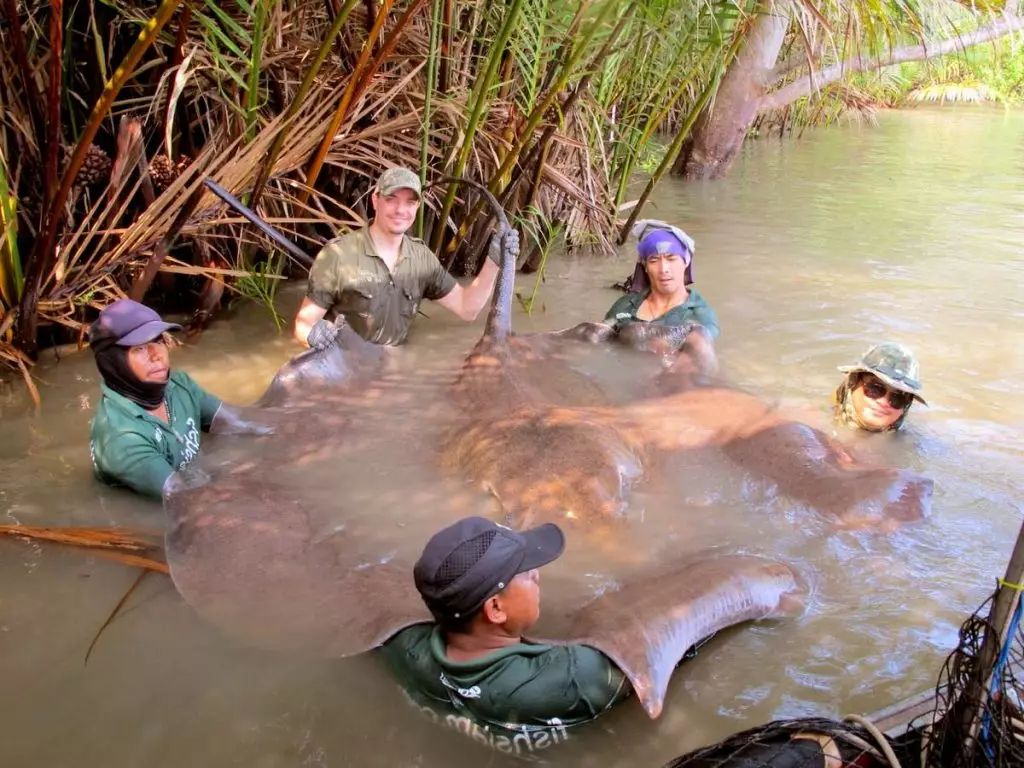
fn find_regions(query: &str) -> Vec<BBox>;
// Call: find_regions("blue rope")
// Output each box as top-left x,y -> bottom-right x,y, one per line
980,595 -> 1023,759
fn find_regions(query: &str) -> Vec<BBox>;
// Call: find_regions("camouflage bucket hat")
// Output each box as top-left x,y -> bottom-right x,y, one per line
838,342 -> 927,406
376,167 -> 422,197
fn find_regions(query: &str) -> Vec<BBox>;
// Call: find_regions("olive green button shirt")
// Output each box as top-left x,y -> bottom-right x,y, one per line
306,227 -> 458,345
89,370 -> 222,499
381,623 -> 630,747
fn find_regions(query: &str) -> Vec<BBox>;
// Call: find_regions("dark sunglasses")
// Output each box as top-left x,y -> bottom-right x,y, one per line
860,376 -> 913,410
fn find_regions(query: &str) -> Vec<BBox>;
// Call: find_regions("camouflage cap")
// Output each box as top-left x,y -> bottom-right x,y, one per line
376,167 -> 422,197
838,342 -> 927,406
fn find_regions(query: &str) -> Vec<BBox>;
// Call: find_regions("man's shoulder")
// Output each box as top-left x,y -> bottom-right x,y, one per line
685,287 -> 709,307
605,291 -> 643,320
315,228 -> 366,262
402,234 -> 441,263
166,370 -> 207,409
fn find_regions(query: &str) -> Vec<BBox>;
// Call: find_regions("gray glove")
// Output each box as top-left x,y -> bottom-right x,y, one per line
307,317 -> 341,351
487,229 -> 520,266
210,404 -> 276,436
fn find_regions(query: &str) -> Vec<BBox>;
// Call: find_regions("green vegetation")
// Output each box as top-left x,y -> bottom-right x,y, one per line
0,0 -> 1021,394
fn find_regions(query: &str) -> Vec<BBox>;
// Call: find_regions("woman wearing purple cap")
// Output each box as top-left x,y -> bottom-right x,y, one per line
88,299 -> 272,499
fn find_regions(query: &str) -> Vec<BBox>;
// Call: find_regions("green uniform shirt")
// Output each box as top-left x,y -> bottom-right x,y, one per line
306,226 -> 458,345
89,370 -> 222,499
380,624 -> 630,756
604,288 -> 720,339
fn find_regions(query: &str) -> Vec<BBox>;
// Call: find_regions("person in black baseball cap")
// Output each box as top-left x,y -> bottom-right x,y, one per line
380,517 -> 631,751
88,299 -> 272,499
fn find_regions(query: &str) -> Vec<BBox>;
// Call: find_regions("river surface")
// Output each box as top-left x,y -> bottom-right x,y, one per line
2,108 -> 1022,767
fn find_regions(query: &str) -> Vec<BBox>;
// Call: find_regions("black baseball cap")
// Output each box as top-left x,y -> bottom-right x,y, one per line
413,517 -> 565,622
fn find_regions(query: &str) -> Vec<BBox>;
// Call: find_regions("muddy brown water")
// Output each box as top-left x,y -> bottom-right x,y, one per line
2,108 -> 1023,767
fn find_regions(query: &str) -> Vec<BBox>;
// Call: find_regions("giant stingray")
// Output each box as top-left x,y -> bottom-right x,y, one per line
163,181 -> 931,719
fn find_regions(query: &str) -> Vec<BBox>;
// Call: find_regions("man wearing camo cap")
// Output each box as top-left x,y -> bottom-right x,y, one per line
833,342 -> 927,432
294,167 -> 518,348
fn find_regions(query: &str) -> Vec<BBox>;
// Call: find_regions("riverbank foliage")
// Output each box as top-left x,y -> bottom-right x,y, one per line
1,0 -> 1020,398
0,0 -> 748,393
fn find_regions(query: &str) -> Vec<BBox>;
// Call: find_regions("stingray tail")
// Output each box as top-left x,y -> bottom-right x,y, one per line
427,177 -> 513,343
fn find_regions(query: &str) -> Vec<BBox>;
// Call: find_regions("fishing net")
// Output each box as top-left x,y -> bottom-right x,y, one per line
661,585 -> 1024,768
662,716 -> 919,768
916,588 -> 1024,768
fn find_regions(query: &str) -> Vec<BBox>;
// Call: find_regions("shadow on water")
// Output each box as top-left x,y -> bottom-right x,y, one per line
1,108 -> 1023,767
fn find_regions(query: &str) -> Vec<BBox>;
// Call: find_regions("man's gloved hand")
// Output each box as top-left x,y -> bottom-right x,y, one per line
306,317 -> 340,351
487,229 -> 521,266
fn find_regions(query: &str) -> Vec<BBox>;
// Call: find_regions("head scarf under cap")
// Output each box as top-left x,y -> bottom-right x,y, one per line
89,301 -> 180,410
628,219 -> 696,294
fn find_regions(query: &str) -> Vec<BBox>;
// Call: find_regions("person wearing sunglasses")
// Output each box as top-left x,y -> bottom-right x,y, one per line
833,342 -> 927,432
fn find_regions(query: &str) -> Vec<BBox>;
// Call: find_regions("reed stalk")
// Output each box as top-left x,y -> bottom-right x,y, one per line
431,0 -> 527,252
418,0 -> 444,238
248,0 -> 361,208
300,0 -> 420,205
619,35 -> 741,242
43,0 -> 64,209
14,0 -> 185,353
245,0 -> 276,143
0,149 -> 21,308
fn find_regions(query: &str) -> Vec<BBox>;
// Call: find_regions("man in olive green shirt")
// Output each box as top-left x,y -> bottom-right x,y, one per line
294,168 -> 517,348
380,517 -> 630,757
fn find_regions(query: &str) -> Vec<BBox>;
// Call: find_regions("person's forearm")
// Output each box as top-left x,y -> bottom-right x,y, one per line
459,261 -> 500,320
294,318 -> 313,347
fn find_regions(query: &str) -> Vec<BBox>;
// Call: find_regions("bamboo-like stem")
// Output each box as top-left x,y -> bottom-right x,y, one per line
248,0 -> 361,209
438,0 -> 453,94
614,29 -> 701,206
417,0 -> 444,239
163,2 -> 194,159
14,0 -> 184,354
299,0 -> 400,205
0,524 -> 160,551
431,0 -> 527,252
43,0 -> 64,209
619,63 -> 729,242
0,148 -> 21,306
451,0 -> 634,258
489,0 -> 624,197
245,0 -> 274,144
1,0 -> 46,162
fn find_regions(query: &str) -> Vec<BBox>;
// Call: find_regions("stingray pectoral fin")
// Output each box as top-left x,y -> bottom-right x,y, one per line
534,555 -> 804,720
258,330 -> 385,407
163,470 -> 431,657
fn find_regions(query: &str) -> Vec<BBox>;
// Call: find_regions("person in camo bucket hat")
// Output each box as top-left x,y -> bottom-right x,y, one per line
833,342 -> 927,433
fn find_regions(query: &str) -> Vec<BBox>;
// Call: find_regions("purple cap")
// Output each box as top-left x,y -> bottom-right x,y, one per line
637,229 -> 691,263
90,299 -> 182,347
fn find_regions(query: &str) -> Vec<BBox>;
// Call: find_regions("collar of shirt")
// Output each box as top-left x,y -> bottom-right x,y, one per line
360,225 -> 409,270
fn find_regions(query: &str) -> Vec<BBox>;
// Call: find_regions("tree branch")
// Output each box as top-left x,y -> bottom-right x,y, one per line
759,16 -> 1024,113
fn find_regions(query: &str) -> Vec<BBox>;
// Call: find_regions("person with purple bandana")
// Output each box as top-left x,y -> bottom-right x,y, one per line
600,220 -> 719,374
